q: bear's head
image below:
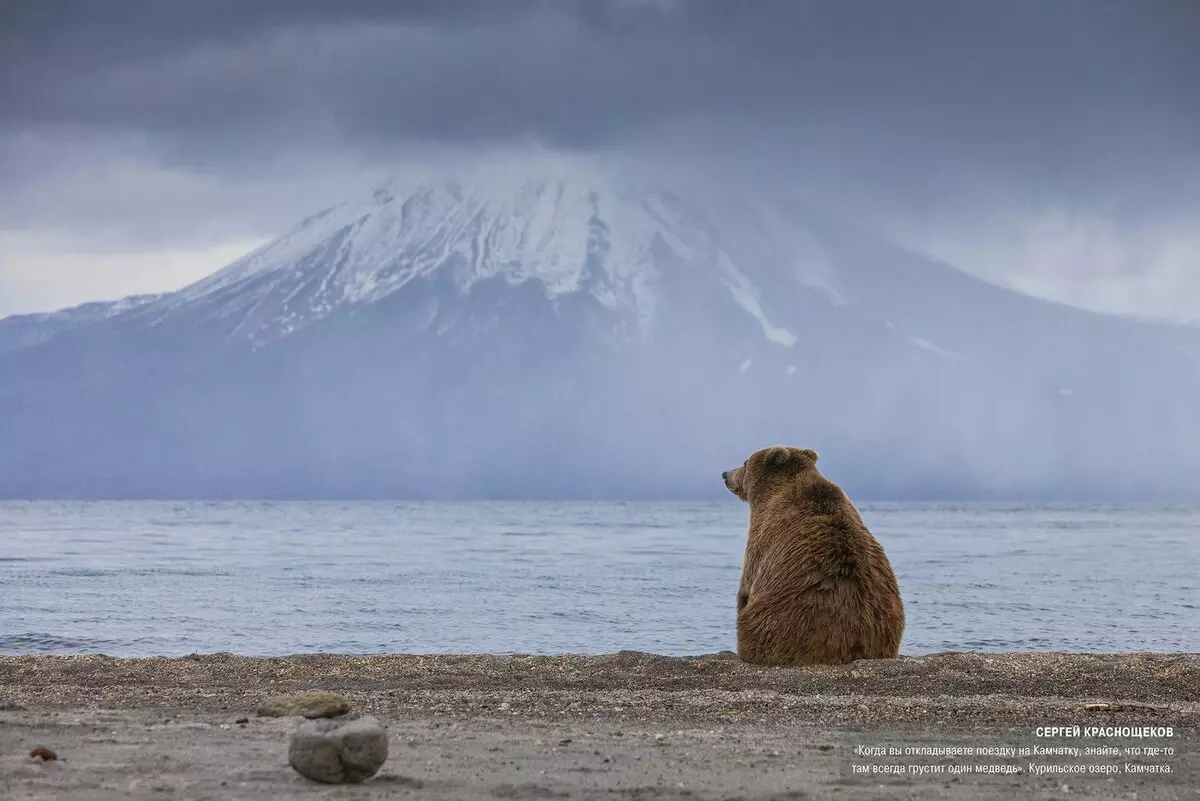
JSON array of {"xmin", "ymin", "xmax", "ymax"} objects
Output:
[{"xmin": 722, "ymin": 445, "xmax": 819, "ymax": 503}]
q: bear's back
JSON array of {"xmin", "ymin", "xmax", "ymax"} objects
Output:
[{"xmin": 750, "ymin": 471, "xmax": 877, "ymax": 577}]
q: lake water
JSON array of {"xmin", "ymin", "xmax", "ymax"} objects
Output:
[{"xmin": 0, "ymin": 501, "xmax": 1197, "ymax": 657}]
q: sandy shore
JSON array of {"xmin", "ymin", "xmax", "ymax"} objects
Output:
[{"xmin": 2, "ymin": 651, "xmax": 1198, "ymax": 799}]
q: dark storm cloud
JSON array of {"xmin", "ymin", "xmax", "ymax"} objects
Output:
[{"xmin": 1, "ymin": 0, "xmax": 1197, "ymax": 228}]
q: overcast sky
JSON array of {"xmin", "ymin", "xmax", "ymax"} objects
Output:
[{"xmin": 1, "ymin": 0, "xmax": 1197, "ymax": 319}]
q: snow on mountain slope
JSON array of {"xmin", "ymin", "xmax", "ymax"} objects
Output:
[
  {"xmin": 0, "ymin": 293, "xmax": 161, "ymax": 355},
  {"xmin": 141, "ymin": 157, "xmax": 841, "ymax": 347},
  {"xmin": 4, "ymin": 154, "xmax": 1193, "ymax": 380},
  {"xmin": 2, "ymin": 155, "xmax": 1199, "ymax": 500}
]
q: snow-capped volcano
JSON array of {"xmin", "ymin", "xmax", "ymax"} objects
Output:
[
  {"xmin": 149, "ymin": 157, "xmax": 837, "ymax": 349},
  {"xmin": 1, "ymin": 156, "xmax": 1198, "ymax": 501}
]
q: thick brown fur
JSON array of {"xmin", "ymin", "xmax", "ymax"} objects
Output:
[{"xmin": 722, "ymin": 445, "xmax": 905, "ymax": 666}]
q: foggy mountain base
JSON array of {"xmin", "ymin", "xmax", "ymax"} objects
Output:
[{"xmin": 1, "ymin": 165, "xmax": 1198, "ymax": 501}]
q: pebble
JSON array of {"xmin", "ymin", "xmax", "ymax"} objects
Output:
[
  {"xmin": 257, "ymin": 691, "xmax": 350, "ymax": 719},
  {"xmin": 288, "ymin": 715, "xmax": 388, "ymax": 784}
]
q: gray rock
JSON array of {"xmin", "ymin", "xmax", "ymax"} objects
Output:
[
  {"xmin": 257, "ymin": 691, "xmax": 349, "ymax": 719},
  {"xmin": 288, "ymin": 715, "xmax": 388, "ymax": 784}
]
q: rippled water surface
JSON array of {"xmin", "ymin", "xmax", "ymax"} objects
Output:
[{"xmin": 1, "ymin": 501, "xmax": 1197, "ymax": 656}]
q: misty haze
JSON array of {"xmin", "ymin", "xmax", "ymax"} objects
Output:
[{"xmin": 1, "ymin": 153, "xmax": 1198, "ymax": 500}]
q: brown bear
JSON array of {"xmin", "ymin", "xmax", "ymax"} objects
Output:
[{"xmin": 722, "ymin": 445, "xmax": 904, "ymax": 666}]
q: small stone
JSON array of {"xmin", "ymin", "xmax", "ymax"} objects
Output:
[
  {"xmin": 257, "ymin": 691, "xmax": 350, "ymax": 719},
  {"xmin": 288, "ymin": 715, "xmax": 388, "ymax": 784},
  {"xmin": 29, "ymin": 747, "xmax": 57, "ymax": 761},
  {"xmin": 235, "ymin": 717, "xmax": 249, "ymax": 725}
]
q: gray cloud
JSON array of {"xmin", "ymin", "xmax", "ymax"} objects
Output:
[
  {"xmin": 1, "ymin": 0, "xmax": 1198, "ymax": 315},
  {"xmin": 5, "ymin": 2, "xmax": 1195, "ymax": 177}
]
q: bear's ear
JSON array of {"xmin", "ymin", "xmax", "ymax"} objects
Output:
[
  {"xmin": 799, "ymin": 448, "xmax": 819, "ymax": 463},
  {"xmin": 761, "ymin": 445, "xmax": 796, "ymax": 469}
]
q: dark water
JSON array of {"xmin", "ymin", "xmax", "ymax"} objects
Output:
[{"xmin": 1, "ymin": 501, "xmax": 1196, "ymax": 656}]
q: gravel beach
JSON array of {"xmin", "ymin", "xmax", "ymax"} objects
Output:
[{"xmin": 1, "ymin": 651, "xmax": 1198, "ymax": 800}]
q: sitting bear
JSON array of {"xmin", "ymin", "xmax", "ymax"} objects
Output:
[{"xmin": 722, "ymin": 445, "xmax": 905, "ymax": 666}]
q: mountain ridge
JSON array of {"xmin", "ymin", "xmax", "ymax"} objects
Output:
[{"xmin": 2, "ymin": 160, "xmax": 1197, "ymax": 501}]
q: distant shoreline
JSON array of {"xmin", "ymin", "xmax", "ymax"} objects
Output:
[{"xmin": 4, "ymin": 498, "xmax": 1200, "ymax": 503}]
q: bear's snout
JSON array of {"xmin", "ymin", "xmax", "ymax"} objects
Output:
[{"xmin": 723, "ymin": 466, "xmax": 748, "ymax": 501}]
